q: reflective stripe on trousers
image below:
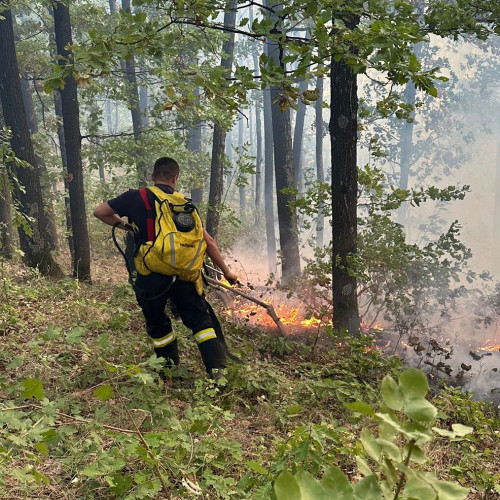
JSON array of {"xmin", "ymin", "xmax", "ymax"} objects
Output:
[
  {"xmin": 152, "ymin": 331, "xmax": 176, "ymax": 348},
  {"xmin": 194, "ymin": 328, "xmax": 217, "ymax": 344}
]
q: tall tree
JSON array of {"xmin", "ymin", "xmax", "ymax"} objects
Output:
[
  {"xmin": 53, "ymin": 0, "xmax": 91, "ymax": 281},
  {"xmin": 254, "ymin": 93, "xmax": 263, "ymax": 214},
  {"xmin": 250, "ymin": 7, "xmax": 263, "ymax": 216},
  {"xmin": 315, "ymin": 76, "xmax": 325, "ymax": 249},
  {"xmin": 0, "ymin": 104, "xmax": 13, "ymax": 259},
  {"xmin": 187, "ymin": 87, "xmax": 203, "ymax": 204},
  {"xmin": 266, "ymin": 0, "xmax": 301, "ymax": 284},
  {"xmin": 0, "ymin": 5, "xmax": 61, "ymax": 275},
  {"xmin": 238, "ymin": 117, "xmax": 246, "ymax": 217},
  {"xmin": 53, "ymin": 90, "xmax": 74, "ymax": 258},
  {"xmin": 330, "ymin": 14, "xmax": 360, "ymax": 333},
  {"xmin": 20, "ymin": 77, "xmax": 59, "ymax": 250},
  {"xmin": 397, "ymin": 41, "xmax": 424, "ymax": 226},
  {"xmin": 206, "ymin": 0, "xmax": 237, "ymax": 239},
  {"xmin": 292, "ymin": 78, "xmax": 308, "ymax": 192},
  {"xmin": 263, "ymin": 84, "xmax": 277, "ymax": 274},
  {"xmin": 121, "ymin": 0, "xmax": 147, "ymax": 185}
]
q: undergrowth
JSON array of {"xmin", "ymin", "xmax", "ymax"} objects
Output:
[{"xmin": 0, "ymin": 261, "xmax": 499, "ymax": 499}]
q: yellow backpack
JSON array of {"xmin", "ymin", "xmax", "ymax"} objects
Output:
[{"xmin": 134, "ymin": 186, "xmax": 206, "ymax": 294}]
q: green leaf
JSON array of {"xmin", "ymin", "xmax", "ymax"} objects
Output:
[
  {"xmin": 381, "ymin": 375, "xmax": 403, "ymax": 410},
  {"xmin": 247, "ymin": 460, "xmax": 267, "ymax": 475},
  {"xmin": 450, "ymin": 424, "xmax": 473, "ymax": 437},
  {"xmin": 321, "ymin": 467, "xmax": 353, "ymax": 499},
  {"xmin": 93, "ymin": 384, "xmax": 115, "ymax": 401},
  {"xmin": 376, "ymin": 438, "xmax": 401, "ymax": 461},
  {"xmin": 286, "ymin": 404, "xmax": 303, "ymax": 415},
  {"xmin": 108, "ymin": 473, "xmax": 133, "ymax": 495},
  {"xmin": 21, "ymin": 378, "xmax": 45, "ymax": 401},
  {"xmin": 346, "ymin": 401, "xmax": 375, "ymax": 416},
  {"xmin": 399, "ymin": 369, "xmax": 429, "ymax": 399},
  {"xmin": 353, "ymin": 475, "xmax": 383, "ymax": 500},
  {"xmin": 66, "ymin": 326, "xmax": 86, "ymax": 344},
  {"xmin": 433, "ymin": 479, "xmax": 469, "ymax": 500},
  {"xmin": 432, "ymin": 427, "xmax": 455, "ymax": 438},
  {"xmin": 356, "ymin": 456, "xmax": 372, "ymax": 477},
  {"xmin": 404, "ymin": 476, "xmax": 436, "ymax": 499},
  {"xmin": 404, "ymin": 443, "xmax": 428, "ymax": 464},
  {"xmin": 404, "ymin": 398, "xmax": 437, "ymax": 423},
  {"xmin": 31, "ymin": 468, "xmax": 50, "ymax": 485},
  {"xmin": 378, "ymin": 421, "xmax": 398, "ymax": 442},
  {"xmin": 34, "ymin": 443, "xmax": 49, "ymax": 457},
  {"xmin": 360, "ymin": 428, "xmax": 381, "ymax": 462},
  {"xmin": 381, "ymin": 458, "xmax": 398, "ymax": 487},
  {"xmin": 274, "ymin": 471, "xmax": 301, "ymax": 500},
  {"xmin": 295, "ymin": 470, "xmax": 326, "ymax": 498}
]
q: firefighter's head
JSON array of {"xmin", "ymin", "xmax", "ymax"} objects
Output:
[{"xmin": 152, "ymin": 157, "xmax": 180, "ymax": 187}]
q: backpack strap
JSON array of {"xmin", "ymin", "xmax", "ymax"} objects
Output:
[{"xmin": 139, "ymin": 188, "xmax": 155, "ymax": 242}]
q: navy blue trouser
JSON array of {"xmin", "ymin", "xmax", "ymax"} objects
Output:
[{"xmin": 134, "ymin": 272, "xmax": 226, "ymax": 373}]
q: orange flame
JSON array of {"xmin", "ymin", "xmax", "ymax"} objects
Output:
[
  {"xmin": 478, "ymin": 339, "xmax": 500, "ymax": 352},
  {"xmin": 225, "ymin": 301, "xmax": 328, "ymax": 330}
]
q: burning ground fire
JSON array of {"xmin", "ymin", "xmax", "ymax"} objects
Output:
[
  {"xmin": 478, "ymin": 340, "xmax": 500, "ymax": 352},
  {"xmin": 224, "ymin": 300, "xmax": 327, "ymax": 331},
  {"xmin": 214, "ymin": 279, "xmax": 500, "ymax": 357}
]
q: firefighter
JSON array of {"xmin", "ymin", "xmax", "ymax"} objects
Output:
[{"xmin": 93, "ymin": 157, "xmax": 238, "ymax": 381}]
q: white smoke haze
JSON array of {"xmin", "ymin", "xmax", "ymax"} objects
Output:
[{"xmin": 220, "ymin": 34, "xmax": 500, "ymax": 404}]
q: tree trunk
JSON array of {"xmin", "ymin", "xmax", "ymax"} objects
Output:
[
  {"xmin": 188, "ymin": 107, "xmax": 203, "ymax": 203},
  {"xmin": 315, "ymin": 76, "xmax": 325, "ymax": 248},
  {"xmin": 54, "ymin": 90, "xmax": 74, "ymax": 258},
  {"xmin": 263, "ymin": 72, "xmax": 277, "ymax": 273},
  {"xmin": 293, "ymin": 78, "xmax": 308, "ymax": 193},
  {"xmin": 493, "ymin": 138, "xmax": 500, "ymax": 275},
  {"xmin": 266, "ymin": 0, "xmax": 301, "ymax": 284},
  {"xmin": 330, "ymin": 27, "xmax": 360, "ymax": 334},
  {"xmin": 206, "ymin": 0, "xmax": 237, "ymax": 239},
  {"xmin": 0, "ymin": 104, "xmax": 13, "ymax": 259},
  {"xmin": 121, "ymin": 0, "xmax": 147, "ymax": 186},
  {"xmin": 0, "ymin": 168, "xmax": 13, "ymax": 259},
  {"xmin": 398, "ymin": 42, "xmax": 423, "ymax": 227},
  {"xmin": 139, "ymin": 84, "xmax": 149, "ymax": 128},
  {"xmin": 53, "ymin": 1, "xmax": 91, "ymax": 281},
  {"xmin": 0, "ymin": 5, "xmax": 61, "ymax": 276},
  {"xmin": 254, "ymin": 93, "xmax": 263, "ymax": 213},
  {"xmin": 238, "ymin": 117, "xmax": 246, "ymax": 218},
  {"xmin": 250, "ymin": 7, "xmax": 263, "ymax": 216},
  {"xmin": 20, "ymin": 77, "xmax": 59, "ymax": 250}
]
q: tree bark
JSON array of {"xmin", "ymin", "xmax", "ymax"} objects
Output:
[
  {"xmin": 54, "ymin": 90, "xmax": 74, "ymax": 258},
  {"xmin": 20, "ymin": 77, "xmax": 59, "ymax": 250},
  {"xmin": 238, "ymin": 117, "xmax": 246, "ymax": 218},
  {"xmin": 0, "ymin": 5, "xmax": 61, "ymax": 275},
  {"xmin": 188, "ymin": 105, "xmax": 203, "ymax": 203},
  {"xmin": 121, "ymin": 0, "xmax": 147, "ymax": 186},
  {"xmin": 206, "ymin": 0, "xmax": 237, "ymax": 239},
  {"xmin": 263, "ymin": 66, "xmax": 277, "ymax": 273},
  {"xmin": 250, "ymin": 6, "xmax": 263, "ymax": 215},
  {"xmin": 330, "ymin": 26, "xmax": 360, "ymax": 333},
  {"xmin": 53, "ymin": 1, "xmax": 91, "ymax": 281},
  {"xmin": 0, "ymin": 168, "xmax": 13, "ymax": 260},
  {"xmin": 494, "ymin": 138, "xmax": 500, "ymax": 275},
  {"xmin": 0, "ymin": 103, "xmax": 13, "ymax": 259},
  {"xmin": 293, "ymin": 78, "xmax": 308, "ymax": 193},
  {"xmin": 397, "ymin": 42, "xmax": 423, "ymax": 227},
  {"xmin": 315, "ymin": 76, "xmax": 325, "ymax": 248},
  {"xmin": 266, "ymin": 0, "xmax": 301, "ymax": 284},
  {"xmin": 254, "ymin": 93, "xmax": 263, "ymax": 214},
  {"xmin": 139, "ymin": 84, "xmax": 149, "ymax": 128}
]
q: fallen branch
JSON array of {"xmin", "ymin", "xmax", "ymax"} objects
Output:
[
  {"xmin": 0, "ymin": 403, "xmax": 139, "ymax": 435},
  {"xmin": 205, "ymin": 276, "xmax": 287, "ymax": 337}
]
